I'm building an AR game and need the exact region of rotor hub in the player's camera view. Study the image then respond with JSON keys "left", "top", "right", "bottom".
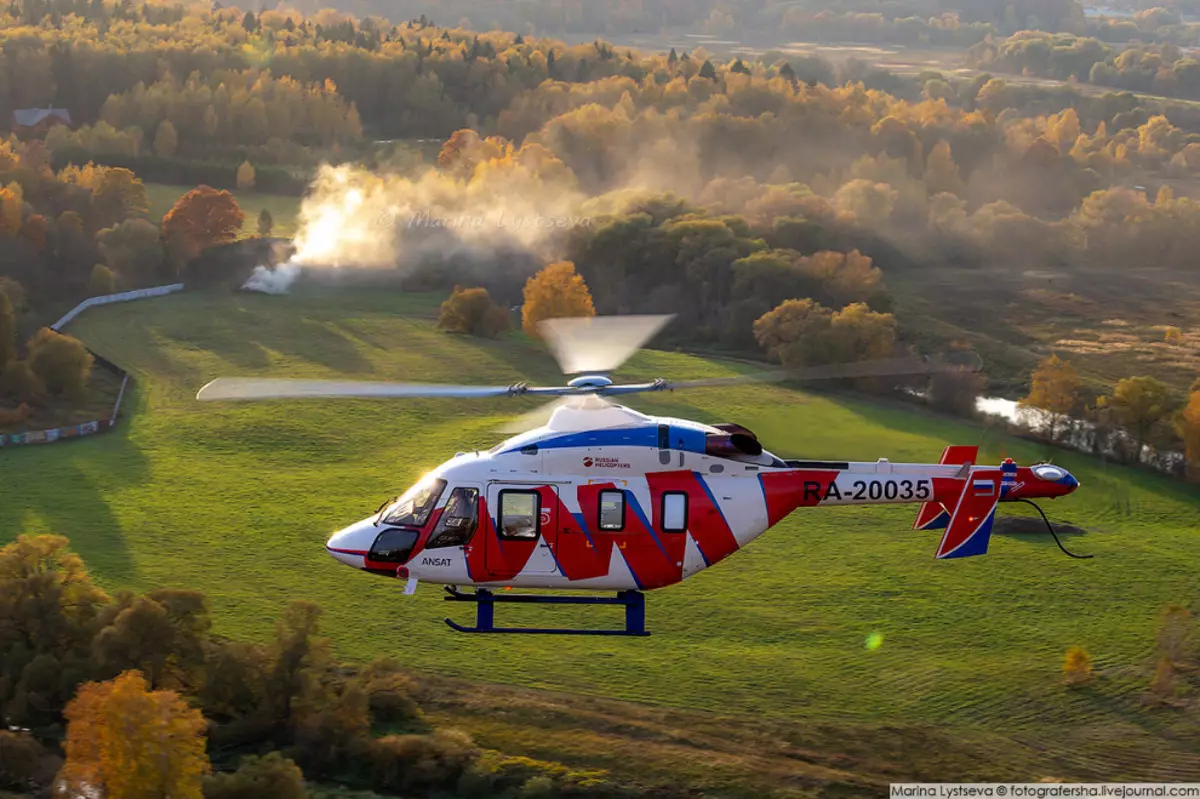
{"left": 567, "top": 374, "right": 614, "bottom": 391}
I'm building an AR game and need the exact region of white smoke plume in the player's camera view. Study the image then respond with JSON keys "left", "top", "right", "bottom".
{"left": 241, "top": 143, "right": 593, "bottom": 294}
{"left": 243, "top": 261, "right": 301, "bottom": 294}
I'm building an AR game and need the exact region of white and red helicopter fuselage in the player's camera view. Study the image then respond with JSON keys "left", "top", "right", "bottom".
{"left": 198, "top": 314, "right": 1082, "bottom": 635}
{"left": 324, "top": 401, "right": 1080, "bottom": 593}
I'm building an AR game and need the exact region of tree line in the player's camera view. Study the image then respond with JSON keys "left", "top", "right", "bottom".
{"left": 1022, "top": 353, "right": 1200, "bottom": 477}
{"left": 0, "top": 534, "right": 681, "bottom": 798}
{"left": 969, "top": 31, "right": 1200, "bottom": 101}
{"left": 274, "top": 0, "right": 1086, "bottom": 39}
{"left": 7, "top": 3, "right": 1200, "bottom": 416}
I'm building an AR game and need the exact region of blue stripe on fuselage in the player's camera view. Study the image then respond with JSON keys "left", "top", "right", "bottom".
{"left": 501, "top": 425, "right": 707, "bottom": 455}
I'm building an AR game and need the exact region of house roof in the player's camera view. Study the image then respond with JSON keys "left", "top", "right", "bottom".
{"left": 12, "top": 108, "right": 72, "bottom": 127}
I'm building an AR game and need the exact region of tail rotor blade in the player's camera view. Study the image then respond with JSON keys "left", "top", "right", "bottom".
{"left": 539, "top": 314, "right": 674, "bottom": 375}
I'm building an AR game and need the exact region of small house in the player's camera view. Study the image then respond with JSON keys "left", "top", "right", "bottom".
{"left": 12, "top": 108, "right": 72, "bottom": 136}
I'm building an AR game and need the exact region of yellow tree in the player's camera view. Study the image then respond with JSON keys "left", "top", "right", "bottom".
{"left": 21, "top": 214, "right": 47, "bottom": 252}
{"left": 1021, "top": 354, "right": 1081, "bottom": 440}
{"left": 832, "top": 179, "right": 897, "bottom": 227}
{"left": 162, "top": 185, "right": 244, "bottom": 260}
{"left": 236, "top": 160, "right": 256, "bottom": 191}
{"left": 154, "top": 119, "right": 178, "bottom": 157}
{"left": 521, "top": 261, "right": 595, "bottom": 338}
{"left": 0, "top": 291, "right": 14, "bottom": 371}
{"left": 1109, "top": 375, "right": 1175, "bottom": 458}
{"left": 923, "top": 140, "right": 964, "bottom": 196}
{"left": 0, "top": 184, "right": 22, "bottom": 237}
{"left": 1062, "top": 645, "right": 1093, "bottom": 686}
{"left": 94, "top": 168, "right": 150, "bottom": 226}
{"left": 1175, "top": 391, "right": 1200, "bottom": 480}
{"left": 752, "top": 298, "right": 834, "bottom": 366}
{"left": 58, "top": 670, "right": 210, "bottom": 799}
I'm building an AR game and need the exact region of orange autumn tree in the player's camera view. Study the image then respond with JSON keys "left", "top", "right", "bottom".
{"left": 161, "top": 185, "right": 244, "bottom": 261}
{"left": 521, "top": 261, "right": 595, "bottom": 339}
{"left": 57, "top": 670, "right": 210, "bottom": 799}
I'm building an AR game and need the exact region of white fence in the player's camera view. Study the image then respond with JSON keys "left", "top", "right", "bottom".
{"left": 51, "top": 283, "right": 185, "bottom": 331}
{"left": 3, "top": 284, "right": 185, "bottom": 448}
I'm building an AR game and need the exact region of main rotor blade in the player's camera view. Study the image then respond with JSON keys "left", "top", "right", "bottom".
{"left": 661, "top": 353, "right": 984, "bottom": 391}
{"left": 539, "top": 314, "right": 674, "bottom": 375}
{"left": 196, "top": 378, "right": 566, "bottom": 401}
{"left": 496, "top": 398, "right": 568, "bottom": 434}
{"left": 495, "top": 395, "right": 618, "bottom": 434}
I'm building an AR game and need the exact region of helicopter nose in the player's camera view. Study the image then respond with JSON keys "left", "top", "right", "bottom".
{"left": 1062, "top": 472, "right": 1080, "bottom": 492}
{"left": 325, "top": 517, "right": 378, "bottom": 569}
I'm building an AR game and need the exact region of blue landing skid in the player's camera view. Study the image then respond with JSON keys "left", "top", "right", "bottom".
{"left": 442, "top": 586, "right": 650, "bottom": 636}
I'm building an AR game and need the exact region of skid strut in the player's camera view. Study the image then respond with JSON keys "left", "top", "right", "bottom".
{"left": 443, "top": 586, "right": 650, "bottom": 636}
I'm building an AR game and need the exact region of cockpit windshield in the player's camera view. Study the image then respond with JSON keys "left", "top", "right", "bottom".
{"left": 382, "top": 478, "right": 446, "bottom": 527}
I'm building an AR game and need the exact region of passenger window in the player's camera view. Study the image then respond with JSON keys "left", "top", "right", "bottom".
{"left": 662, "top": 492, "right": 688, "bottom": 532}
{"left": 426, "top": 488, "right": 479, "bottom": 549}
{"left": 598, "top": 490, "right": 625, "bottom": 531}
{"left": 498, "top": 491, "right": 540, "bottom": 540}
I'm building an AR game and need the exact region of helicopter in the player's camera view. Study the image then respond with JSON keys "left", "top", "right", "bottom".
{"left": 197, "top": 315, "right": 1082, "bottom": 636}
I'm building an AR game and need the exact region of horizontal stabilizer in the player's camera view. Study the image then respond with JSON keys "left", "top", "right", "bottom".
{"left": 913, "top": 502, "right": 950, "bottom": 531}
{"left": 912, "top": 445, "right": 979, "bottom": 531}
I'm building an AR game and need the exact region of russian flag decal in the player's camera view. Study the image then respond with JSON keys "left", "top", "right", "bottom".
{"left": 973, "top": 480, "right": 995, "bottom": 496}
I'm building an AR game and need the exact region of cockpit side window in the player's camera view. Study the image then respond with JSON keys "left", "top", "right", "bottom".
{"left": 383, "top": 479, "right": 446, "bottom": 527}
{"left": 426, "top": 488, "right": 480, "bottom": 549}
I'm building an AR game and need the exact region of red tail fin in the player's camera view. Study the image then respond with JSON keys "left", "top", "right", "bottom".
{"left": 939, "top": 445, "right": 978, "bottom": 466}
{"left": 935, "top": 470, "right": 1000, "bottom": 559}
{"left": 912, "top": 445, "right": 979, "bottom": 531}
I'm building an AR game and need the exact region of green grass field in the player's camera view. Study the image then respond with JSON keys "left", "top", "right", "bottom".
{"left": 144, "top": 182, "right": 302, "bottom": 239}
{"left": 3, "top": 287, "right": 1199, "bottom": 782}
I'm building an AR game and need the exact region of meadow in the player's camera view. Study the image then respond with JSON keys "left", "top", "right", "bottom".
{"left": 2, "top": 286, "right": 1199, "bottom": 783}
{"left": 144, "top": 182, "right": 303, "bottom": 239}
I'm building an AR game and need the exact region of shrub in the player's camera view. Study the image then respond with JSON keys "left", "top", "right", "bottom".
{"left": 1155, "top": 604, "right": 1194, "bottom": 668}
{"left": 0, "top": 359, "right": 44, "bottom": 403}
{"left": 0, "top": 730, "right": 50, "bottom": 791}
{"left": 202, "top": 752, "right": 307, "bottom": 799}
{"left": 236, "top": 160, "right": 256, "bottom": 191}
{"left": 1149, "top": 656, "right": 1178, "bottom": 702}
{"left": 1063, "top": 645, "right": 1093, "bottom": 686}
{"left": 0, "top": 290, "right": 14, "bottom": 370}
{"left": 257, "top": 208, "right": 274, "bottom": 237}
{"left": 0, "top": 276, "right": 25, "bottom": 311}
{"left": 438, "top": 286, "right": 511, "bottom": 338}
{"left": 26, "top": 328, "right": 93, "bottom": 401}
{"left": 89, "top": 263, "right": 117, "bottom": 296}
{"left": 927, "top": 367, "right": 987, "bottom": 418}
{"left": 200, "top": 640, "right": 270, "bottom": 721}
{"left": 0, "top": 401, "right": 32, "bottom": 425}
{"left": 358, "top": 656, "right": 422, "bottom": 726}
{"left": 369, "top": 729, "right": 477, "bottom": 794}
{"left": 291, "top": 681, "right": 371, "bottom": 777}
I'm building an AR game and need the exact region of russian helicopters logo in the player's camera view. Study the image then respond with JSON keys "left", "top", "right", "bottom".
{"left": 583, "top": 456, "right": 630, "bottom": 469}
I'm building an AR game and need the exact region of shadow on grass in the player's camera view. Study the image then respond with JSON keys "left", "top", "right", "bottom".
{"left": 0, "top": 423, "right": 148, "bottom": 583}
